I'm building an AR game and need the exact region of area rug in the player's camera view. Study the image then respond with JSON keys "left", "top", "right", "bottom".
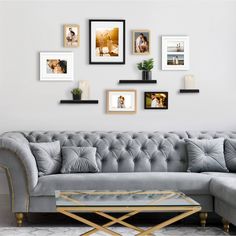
{"left": 0, "top": 226, "right": 230, "bottom": 236}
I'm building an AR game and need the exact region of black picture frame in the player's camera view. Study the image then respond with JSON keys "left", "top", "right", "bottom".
{"left": 89, "top": 19, "right": 126, "bottom": 64}
{"left": 144, "top": 92, "right": 169, "bottom": 110}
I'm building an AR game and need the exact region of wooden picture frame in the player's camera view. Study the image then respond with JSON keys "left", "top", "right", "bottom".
{"left": 64, "top": 24, "right": 80, "bottom": 48}
{"left": 132, "top": 30, "right": 150, "bottom": 55}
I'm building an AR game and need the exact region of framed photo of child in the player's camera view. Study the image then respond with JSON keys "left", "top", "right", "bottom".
{"left": 144, "top": 92, "right": 168, "bottom": 110}
{"left": 64, "top": 25, "right": 80, "bottom": 48}
{"left": 133, "top": 30, "right": 150, "bottom": 55}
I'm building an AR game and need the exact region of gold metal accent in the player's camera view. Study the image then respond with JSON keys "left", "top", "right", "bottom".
{"left": 199, "top": 212, "right": 208, "bottom": 227}
{"left": 222, "top": 218, "right": 230, "bottom": 233}
{"left": 15, "top": 213, "right": 24, "bottom": 227}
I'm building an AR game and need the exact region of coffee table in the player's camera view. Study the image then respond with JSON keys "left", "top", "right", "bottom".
{"left": 55, "top": 190, "right": 201, "bottom": 236}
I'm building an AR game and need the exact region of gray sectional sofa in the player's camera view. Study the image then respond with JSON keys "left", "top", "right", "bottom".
{"left": 0, "top": 131, "right": 235, "bottom": 231}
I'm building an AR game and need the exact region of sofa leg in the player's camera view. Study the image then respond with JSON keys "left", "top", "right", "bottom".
{"left": 15, "top": 213, "right": 24, "bottom": 227}
{"left": 199, "top": 212, "right": 208, "bottom": 227}
{"left": 222, "top": 218, "right": 230, "bottom": 233}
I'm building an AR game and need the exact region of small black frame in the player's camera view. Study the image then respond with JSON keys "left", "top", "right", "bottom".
{"left": 144, "top": 92, "right": 168, "bottom": 110}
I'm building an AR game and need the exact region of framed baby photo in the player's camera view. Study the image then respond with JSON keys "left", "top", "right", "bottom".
{"left": 89, "top": 19, "right": 126, "bottom": 64}
{"left": 40, "top": 52, "right": 73, "bottom": 81}
{"left": 64, "top": 24, "right": 80, "bottom": 47}
{"left": 107, "top": 90, "right": 137, "bottom": 114}
{"left": 133, "top": 30, "right": 150, "bottom": 55}
{"left": 162, "top": 36, "right": 189, "bottom": 70}
{"left": 144, "top": 92, "right": 168, "bottom": 110}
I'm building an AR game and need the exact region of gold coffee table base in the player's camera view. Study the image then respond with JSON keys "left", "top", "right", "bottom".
{"left": 57, "top": 206, "right": 201, "bottom": 236}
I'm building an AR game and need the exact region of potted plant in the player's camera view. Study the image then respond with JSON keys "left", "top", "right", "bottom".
{"left": 71, "top": 88, "right": 83, "bottom": 100}
{"left": 137, "top": 58, "right": 154, "bottom": 80}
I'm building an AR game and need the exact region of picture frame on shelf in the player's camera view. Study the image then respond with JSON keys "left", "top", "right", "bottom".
{"left": 144, "top": 92, "right": 168, "bottom": 110}
{"left": 64, "top": 24, "right": 80, "bottom": 48}
{"left": 89, "top": 19, "right": 126, "bottom": 64}
{"left": 162, "top": 36, "right": 189, "bottom": 70}
{"left": 106, "top": 90, "right": 136, "bottom": 114}
{"left": 40, "top": 52, "right": 73, "bottom": 81}
{"left": 132, "top": 30, "right": 150, "bottom": 55}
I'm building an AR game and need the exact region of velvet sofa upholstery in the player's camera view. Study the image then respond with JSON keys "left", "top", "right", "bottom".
{"left": 0, "top": 131, "right": 236, "bottom": 227}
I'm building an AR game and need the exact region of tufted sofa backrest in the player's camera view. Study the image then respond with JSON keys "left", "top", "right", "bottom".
{"left": 24, "top": 131, "right": 236, "bottom": 173}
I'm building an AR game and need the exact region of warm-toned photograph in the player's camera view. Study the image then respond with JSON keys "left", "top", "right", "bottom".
{"left": 133, "top": 30, "right": 150, "bottom": 54}
{"left": 47, "top": 59, "right": 67, "bottom": 74}
{"left": 167, "top": 54, "right": 184, "bottom": 65}
{"left": 167, "top": 41, "right": 184, "bottom": 52}
{"left": 144, "top": 92, "right": 168, "bottom": 109}
{"left": 64, "top": 25, "right": 80, "bottom": 47}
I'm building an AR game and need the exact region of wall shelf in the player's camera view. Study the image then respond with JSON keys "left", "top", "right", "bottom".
{"left": 179, "top": 89, "right": 200, "bottom": 93}
{"left": 60, "top": 100, "right": 99, "bottom": 104}
{"left": 119, "top": 80, "right": 157, "bottom": 84}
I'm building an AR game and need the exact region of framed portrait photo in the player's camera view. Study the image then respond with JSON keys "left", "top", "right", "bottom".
{"left": 162, "top": 36, "right": 189, "bottom": 70}
{"left": 64, "top": 24, "right": 80, "bottom": 47}
{"left": 107, "top": 90, "right": 136, "bottom": 114}
{"left": 89, "top": 19, "right": 125, "bottom": 64}
{"left": 144, "top": 92, "right": 168, "bottom": 110}
{"left": 40, "top": 52, "right": 73, "bottom": 81}
{"left": 133, "top": 30, "right": 150, "bottom": 55}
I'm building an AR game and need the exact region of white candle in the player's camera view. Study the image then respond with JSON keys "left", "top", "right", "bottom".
{"left": 79, "top": 80, "right": 90, "bottom": 99}
{"left": 184, "top": 75, "right": 195, "bottom": 89}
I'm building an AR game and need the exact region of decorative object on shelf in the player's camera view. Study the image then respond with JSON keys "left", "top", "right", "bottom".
{"left": 137, "top": 58, "right": 154, "bottom": 80}
{"left": 162, "top": 36, "right": 189, "bottom": 70}
{"left": 71, "top": 88, "right": 82, "bottom": 100}
{"left": 64, "top": 24, "right": 80, "bottom": 48}
{"left": 133, "top": 30, "right": 150, "bottom": 55}
{"left": 40, "top": 52, "right": 73, "bottom": 81}
{"left": 79, "top": 80, "right": 90, "bottom": 100}
{"left": 89, "top": 19, "right": 125, "bottom": 64}
{"left": 144, "top": 92, "right": 168, "bottom": 109}
{"left": 60, "top": 100, "right": 99, "bottom": 104}
{"left": 119, "top": 80, "right": 157, "bottom": 84}
{"left": 106, "top": 90, "right": 136, "bottom": 114}
{"left": 184, "top": 74, "right": 196, "bottom": 89}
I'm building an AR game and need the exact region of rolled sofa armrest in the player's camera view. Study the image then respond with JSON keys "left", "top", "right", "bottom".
{"left": 0, "top": 132, "right": 38, "bottom": 212}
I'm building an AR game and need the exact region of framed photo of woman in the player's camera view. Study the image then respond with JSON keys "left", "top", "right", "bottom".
{"left": 64, "top": 25, "right": 80, "bottom": 48}
{"left": 89, "top": 19, "right": 126, "bottom": 64}
{"left": 133, "top": 30, "right": 150, "bottom": 55}
{"left": 144, "top": 92, "right": 168, "bottom": 110}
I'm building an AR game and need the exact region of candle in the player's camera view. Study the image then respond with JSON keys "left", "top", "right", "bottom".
{"left": 184, "top": 75, "right": 195, "bottom": 89}
{"left": 79, "top": 80, "right": 90, "bottom": 99}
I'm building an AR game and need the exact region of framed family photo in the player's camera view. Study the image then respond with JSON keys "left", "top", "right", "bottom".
{"left": 40, "top": 52, "right": 73, "bottom": 81}
{"left": 89, "top": 19, "right": 125, "bottom": 64}
{"left": 64, "top": 24, "right": 80, "bottom": 47}
{"left": 133, "top": 30, "right": 150, "bottom": 55}
{"left": 162, "top": 36, "right": 189, "bottom": 70}
{"left": 144, "top": 92, "right": 168, "bottom": 110}
{"left": 107, "top": 90, "right": 136, "bottom": 114}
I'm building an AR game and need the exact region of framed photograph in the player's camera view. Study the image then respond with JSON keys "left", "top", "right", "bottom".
{"left": 107, "top": 90, "right": 136, "bottom": 114}
{"left": 89, "top": 19, "right": 125, "bottom": 64}
{"left": 40, "top": 52, "right": 73, "bottom": 81}
{"left": 64, "top": 24, "right": 80, "bottom": 47}
{"left": 133, "top": 30, "right": 150, "bottom": 55}
{"left": 162, "top": 36, "right": 189, "bottom": 70}
{"left": 144, "top": 92, "right": 168, "bottom": 110}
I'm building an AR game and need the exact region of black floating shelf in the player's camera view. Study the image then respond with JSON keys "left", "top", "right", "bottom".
{"left": 179, "top": 89, "right": 200, "bottom": 93}
{"left": 119, "top": 80, "right": 157, "bottom": 84}
{"left": 60, "top": 100, "right": 99, "bottom": 104}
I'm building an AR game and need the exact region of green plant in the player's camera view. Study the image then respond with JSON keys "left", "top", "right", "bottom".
{"left": 137, "top": 58, "right": 154, "bottom": 71}
{"left": 71, "top": 88, "right": 82, "bottom": 95}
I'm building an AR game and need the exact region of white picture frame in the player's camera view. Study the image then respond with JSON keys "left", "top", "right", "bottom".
{"left": 162, "top": 36, "right": 189, "bottom": 71}
{"left": 40, "top": 52, "right": 74, "bottom": 81}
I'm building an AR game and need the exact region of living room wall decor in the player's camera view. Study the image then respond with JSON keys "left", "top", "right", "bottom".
{"left": 132, "top": 30, "right": 150, "bottom": 55}
{"left": 40, "top": 52, "right": 74, "bottom": 81}
{"left": 89, "top": 19, "right": 125, "bottom": 64}
{"left": 64, "top": 24, "right": 80, "bottom": 48}
{"left": 162, "top": 36, "right": 189, "bottom": 70}
{"left": 144, "top": 92, "right": 168, "bottom": 109}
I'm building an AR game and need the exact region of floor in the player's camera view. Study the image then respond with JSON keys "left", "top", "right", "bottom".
{"left": 0, "top": 195, "right": 236, "bottom": 236}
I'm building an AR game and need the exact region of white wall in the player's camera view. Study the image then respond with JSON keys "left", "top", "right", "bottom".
{"left": 0, "top": 0, "right": 236, "bottom": 193}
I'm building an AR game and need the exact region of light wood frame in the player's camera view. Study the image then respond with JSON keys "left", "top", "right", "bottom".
{"left": 132, "top": 30, "right": 150, "bottom": 55}
{"left": 64, "top": 24, "right": 80, "bottom": 48}
{"left": 106, "top": 90, "right": 137, "bottom": 114}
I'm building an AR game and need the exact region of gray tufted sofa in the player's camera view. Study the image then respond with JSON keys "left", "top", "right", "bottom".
{"left": 0, "top": 131, "right": 236, "bottom": 230}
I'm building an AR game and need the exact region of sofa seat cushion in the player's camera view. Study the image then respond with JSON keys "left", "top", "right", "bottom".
{"left": 31, "top": 172, "right": 212, "bottom": 197}
{"left": 210, "top": 177, "right": 236, "bottom": 207}
{"left": 202, "top": 172, "right": 236, "bottom": 178}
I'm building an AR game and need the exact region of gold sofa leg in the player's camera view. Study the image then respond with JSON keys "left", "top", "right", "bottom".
{"left": 199, "top": 212, "right": 208, "bottom": 227}
{"left": 15, "top": 213, "right": 24, "bottom": 227}
{"left": 222, "top": 218, "right": 230, "bottom": 233}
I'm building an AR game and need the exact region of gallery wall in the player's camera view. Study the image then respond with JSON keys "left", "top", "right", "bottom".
{"left": 0, "top": 0, "right": 236, "bottom": 193}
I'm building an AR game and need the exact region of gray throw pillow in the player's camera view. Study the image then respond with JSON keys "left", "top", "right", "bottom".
{"left": 224, "top": 139, "right": 236, "bottom": 172}
{"left": 61, "top": 147, "right": 99, "bottom": 173}
{"left": 30, "top": 141, "right": 61, "bottom": 177}
{"left": 185, "top": 138, "right": 228, "bottom": 173}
